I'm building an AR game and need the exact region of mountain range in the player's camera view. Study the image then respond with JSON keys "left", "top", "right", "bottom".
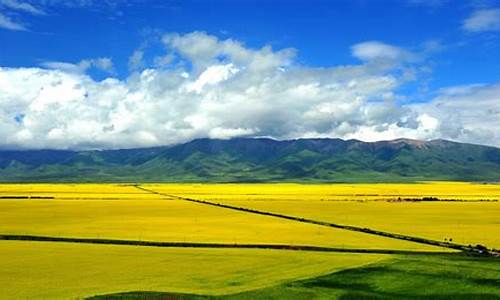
{"left": 1, "top": 138, "right": 499, "bottom": 182}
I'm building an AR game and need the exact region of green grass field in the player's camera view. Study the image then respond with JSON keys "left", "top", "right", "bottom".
{"left": 1, "top": 241, "right": 386, "bottom": 299}
{"left": 90, "top": 254, "right": 500, "bottom": 300}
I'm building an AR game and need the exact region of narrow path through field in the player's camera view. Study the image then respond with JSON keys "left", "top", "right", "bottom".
{"left": 0, "top": 234, "right": 453, "bottom": 255}
{"left": 133, "top": 185, "right": 495, "bottom": 257}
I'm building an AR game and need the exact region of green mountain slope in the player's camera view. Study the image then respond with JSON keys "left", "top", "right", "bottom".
{"left": 0, "top": 138, "right": 499, "bottom": 182}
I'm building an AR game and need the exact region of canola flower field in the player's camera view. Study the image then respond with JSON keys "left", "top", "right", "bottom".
{"left": 147, "top": 182, "right": 500, "bottom": 248}
{"left": 0, "top": 197, "right": 443, "bottom": 250}
{"left": 145, "top": 181, "right": 500, "bottom": 201}
{"left": 0, "top": 182, "right": 499, "bottom": 299}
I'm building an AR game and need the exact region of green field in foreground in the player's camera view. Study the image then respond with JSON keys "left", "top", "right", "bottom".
{"left": 0, "top": 241, "right": 386, "bottom": 299}
{"left": 91, "top": 254, "right": 500, "bottom": 300}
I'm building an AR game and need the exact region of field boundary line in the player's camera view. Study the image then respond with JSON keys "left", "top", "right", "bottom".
{"left": 0, "top": 234, "right": 455, "bottom": 255}
{"left": 133, "top": 185, "right": 498, "bottom": 257}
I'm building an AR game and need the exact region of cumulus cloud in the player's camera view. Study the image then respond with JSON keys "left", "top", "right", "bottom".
{"left": 128, "top": 50, "right": 144, "bottom": 71}
{"left": 162, "top": 31, "right": 296, "bottom": 72}
{"left": 410, "top": 84, "right": 500, "bottom": 145}
{"left": 185, "top": 63, "right": 239, "bottom": 93}
{"left": 91, "top": 57, "right": 114, "bottom": 73}
{"left": 0, "top": 31, "right": 498, "bottom": 150}
{"left": 463, "top": 8, "right": 500, "bottom": 32}
{"left": 40, "top": 57, "right": 114, "bottom": 74}
{"left": 153, "top": 54, "right": 175, "bottom": 68}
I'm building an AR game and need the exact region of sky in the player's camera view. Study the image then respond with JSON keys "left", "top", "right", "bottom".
{"left": 0, "top": 0, "right": 499, "bottom": 150}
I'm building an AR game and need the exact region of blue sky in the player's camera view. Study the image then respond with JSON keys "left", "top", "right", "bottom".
{"left": 0, "top": 0, "right": 499, "bottom": 149}
{"left": 1, "top": 0, "right": 499, "bottom": 86}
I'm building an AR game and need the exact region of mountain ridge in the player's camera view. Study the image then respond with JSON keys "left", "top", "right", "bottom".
{"left": 1, "top": 138, "right": 499, "bottom": 183}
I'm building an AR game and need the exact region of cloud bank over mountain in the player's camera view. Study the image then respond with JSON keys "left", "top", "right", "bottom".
{"left": 0, "top": 31, "right": 498, "bottom": 149}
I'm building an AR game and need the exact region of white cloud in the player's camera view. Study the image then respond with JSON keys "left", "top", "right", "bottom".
{"left": 186, "top": 63, "right": 239, "bottom": 93}
{"left": 41, "top": 57, "right": 114, "bottom": 74}
{"left": 0, "top": 0, "right": 45, "bottom": 15}
{"left": 0, "top": 0, "right": 46, "bottom": 31}
{"left": 153, "top": 54, "right": 174, "bottom": 67}
{"left": 209, "top": 127, "right": 255, "bottom": 139}
{"left": 0, "top": 12, "right": 26, "bottom": 30}
{"left": 128, "top": 50, "right": 144, "bottom": 71}
{"left": 0, "top": 32, "right": 499, "bottom": 150}
{"left": 92, "top": 57, "right": 114, "bottom": 73}
{"left": 463, "top": 8, "right": 500, "bottom": 32}
{"left": 40, "top": 61, "right": 84, "bottom": 73}
{"left": 162, "top": 31, "right": 296, "bottom": 72}
{"left": 351, "top": 41, "right": 414, "bottom": 62}
{"left": 410, "top": 83, "right": 500, "bottom": 146}
{"left": 0, "top": 0, "right": 128, "bottom": 32}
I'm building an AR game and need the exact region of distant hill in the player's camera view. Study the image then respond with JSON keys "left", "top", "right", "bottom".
{"left": 1, "top": 138, "right": 499, "bottom": 182}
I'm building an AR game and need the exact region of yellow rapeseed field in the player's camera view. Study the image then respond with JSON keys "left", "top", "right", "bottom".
{"left": 0, "top": 182, "right": 496, "bottom": 299}
{"left": 0, "top": 240, "right": 387, "bottom": 299}
{"left": 0, "top": 183, "right": 165, "bottom": 200}
{"left": 2, "top": 182, "right": 498, "bottom": 250}
{"left": 0, "top": 197, "right": 443, "bottom": 251}
{"left": 200, "top": 200, "right": 500, "bottom": 248}
{"left": 146, "top": 182, "right": 500, "bottom": 248}
{"left": 145, "top": 181, "right": 500, "bottom": 201}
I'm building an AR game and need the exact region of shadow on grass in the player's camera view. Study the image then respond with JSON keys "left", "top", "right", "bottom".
{"left": 88, "top": 291, "right": 211, "bottom": 300}
{"left": 89, "top": 254, "right": 500, "bottom": 300}
{"left": 338, "top": 293, "right": 500, "bottom": 300}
